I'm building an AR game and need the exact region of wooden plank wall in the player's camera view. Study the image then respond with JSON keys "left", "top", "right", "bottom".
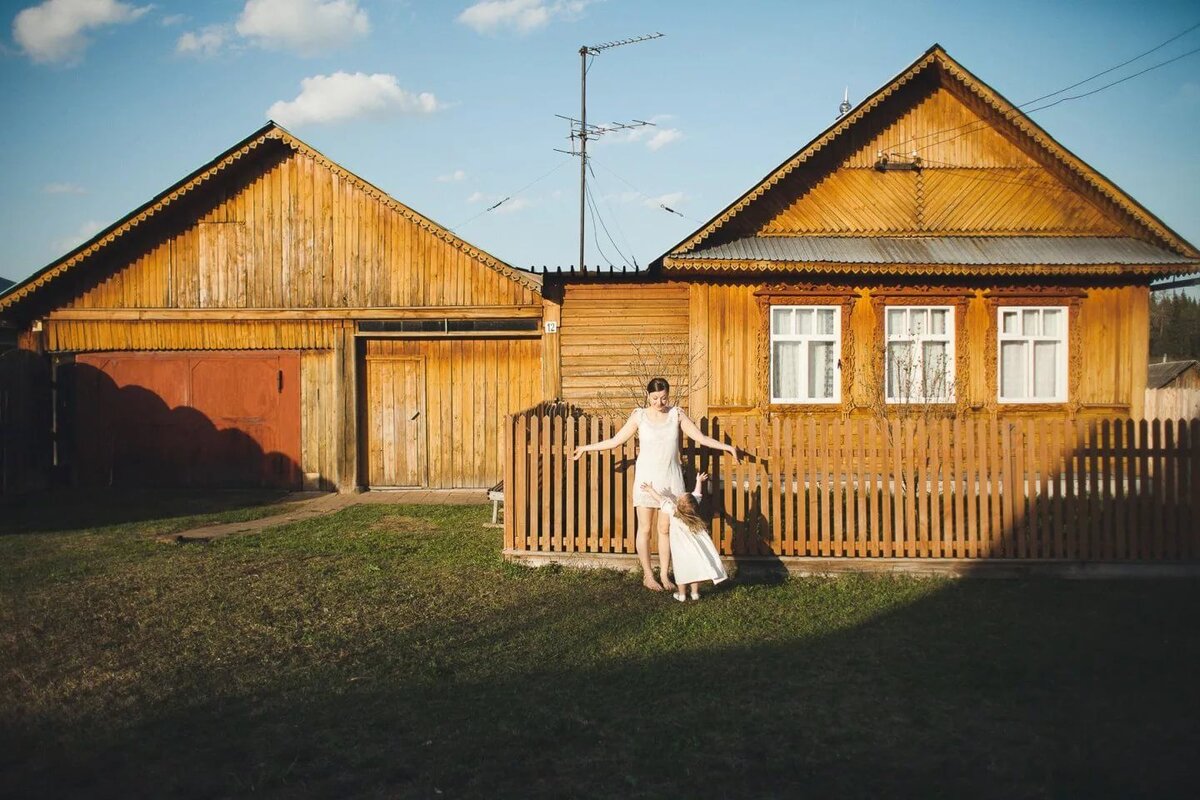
{"left": 507, "top": 412, "right": 1200, "bottom": 561}
{"left": 559, "top": 283, "right": 691, "bottom": 412}
{"left": 760, "top": 87, "right": 1128, "bottom": 237}
{"left": 365, "top": 338, "right": 541, "bottom": 488}
{"left": 686, "top": 282, "right": 1146, "bottom": 416}
{"left": 300, "top": 350, "right": 337, "bottom": 490}
{"left": 46, "top": 319, "right": 339, "bottom": 351}
{"left": 62, "top": 148, "right": 539, "bottom": 312}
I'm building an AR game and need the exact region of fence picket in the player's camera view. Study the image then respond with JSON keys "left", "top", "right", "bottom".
{"left": 502, "top": 412, "right": 1194, "bottom": 565}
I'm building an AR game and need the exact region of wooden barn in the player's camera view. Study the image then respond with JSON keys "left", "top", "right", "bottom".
{"left": 0, "top": 123, "right": 549, "bottom": 492}
{"left": 542, "top": 45, "right": 1200, "bottom": 417}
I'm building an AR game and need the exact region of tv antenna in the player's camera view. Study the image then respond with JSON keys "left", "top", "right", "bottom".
{"left": 555, "top": 32, "right": 664, "bottom": 272}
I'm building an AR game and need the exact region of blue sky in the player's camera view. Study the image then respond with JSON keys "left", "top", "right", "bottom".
{"left": 1, "top": 0, "right": 1198, "bottom": 284}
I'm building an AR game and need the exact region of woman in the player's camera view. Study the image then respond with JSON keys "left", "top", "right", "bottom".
{"left": 572, "top": 378, "right": 740, "bottom": 591}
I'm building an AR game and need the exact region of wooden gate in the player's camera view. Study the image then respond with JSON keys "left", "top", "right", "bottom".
{"left": 365, "top": 355, "right": 427, "bottom": 487}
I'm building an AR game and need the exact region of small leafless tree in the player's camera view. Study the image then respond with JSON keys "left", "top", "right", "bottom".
{"left": 591, "top": 333, "right": 707, "bottom": 418}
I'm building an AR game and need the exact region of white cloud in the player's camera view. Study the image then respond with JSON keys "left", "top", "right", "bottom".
{"left": 457, "top": 0, "right": 589, "bottom": 34}
{"left": 466, "top": 191, "right": 486, "bottom": 204}
{"left": 14, "top": 0, "right": 152, "bottom": 64}
{"left": 493, "top": 196, "right": 530, "bottom": 214}
{"left": 160, "top": 13, "right": 185, "bottom": 26}
{"left": 267, "top": 72, "right": 443, "bottom": 127}
{"left": 42, "top": 182, "right": 86, "bottom": 194}
{"left": 596, "top": 116, "right": 683, "bottom": 151}
{"left": 236, "top": 0, "right": 369, "bottom": 55}
{"left": 646, "top": 128, "right": 682, "bottom": 150}
{"left": 436, "top": 169, "right": 467, "bottom": 183}
{"left": 176, "top": 25, "right": 229, "bottom": 57}
{"left": 643, "top": 191, "right": 685, "bottom": 210}
{"left": 52, "top": 219, "right": 103, "bottom": 253}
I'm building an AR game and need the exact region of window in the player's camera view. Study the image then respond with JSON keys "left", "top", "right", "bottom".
{"left": 885, "top": 306, "right": 955, "bottom": 403}
{"left": 770, "top": 306, "right": 840, "bottom": 403}
{"left": 997, "top": 307, "right": 1067, "bottom": 403}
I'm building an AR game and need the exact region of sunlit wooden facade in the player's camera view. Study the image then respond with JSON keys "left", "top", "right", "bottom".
{"left": 542, "top": 46, "right": 1200, "bottom": 421}
{"left": 0, "top": 124, "right": 547, "bottom": 491}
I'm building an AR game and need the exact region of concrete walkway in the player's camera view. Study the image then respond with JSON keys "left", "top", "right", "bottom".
{"left": 163, "top": 488, "right": 489, "bottom": 543}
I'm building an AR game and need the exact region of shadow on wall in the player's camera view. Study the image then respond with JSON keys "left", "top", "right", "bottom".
{"left": 65, "top": 362, "right": 302, "bottom": 491}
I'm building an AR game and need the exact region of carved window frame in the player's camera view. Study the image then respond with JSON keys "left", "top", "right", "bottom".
{"left": 983, "top": 289, "right": 1085, "bottom": 415}
{"left": 753, "top": 285, "right": 857, "bottom": 413}
{"left": 868, "top": 289, "right": 972, "bottom": 413}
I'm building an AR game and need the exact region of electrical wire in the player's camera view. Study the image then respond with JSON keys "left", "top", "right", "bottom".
{"left": 590, "top": 157, "right": 703, "bottom": 223}
{"left": 587, "top": 161, "right": 640, "bottom": 267}
{"left": 448, "top": 158, "right": 571, "bottom": 232}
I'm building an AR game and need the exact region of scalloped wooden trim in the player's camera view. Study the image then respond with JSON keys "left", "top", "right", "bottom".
{"left": 0, "top": 126, "right": 540, "bottom": 313}
{"left": 672, "top": 48, "right": 1200, "bottom": 260}
{"left": 662, "top": 257, "right": 1195, "bottom": 277}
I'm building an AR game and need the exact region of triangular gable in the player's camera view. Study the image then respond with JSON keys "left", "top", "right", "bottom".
{"left": 0, "top": 122, "right": 539, "bottom": 313}
{"left": 664, "top": 44, "right": 1200, "bottom": 261}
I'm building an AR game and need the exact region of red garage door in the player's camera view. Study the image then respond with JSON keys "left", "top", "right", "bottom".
{"left": 72, "top": 352, "right": 301, "bottom": 488}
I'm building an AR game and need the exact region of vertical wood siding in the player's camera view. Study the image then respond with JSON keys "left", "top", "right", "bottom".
{"left": 64, "top": 149, "right": 539, "bottom": 311}
{"left": 364, "top": 338, "right": 541, "bottom": 488}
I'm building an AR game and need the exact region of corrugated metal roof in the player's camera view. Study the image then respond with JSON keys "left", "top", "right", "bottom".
{"left": 671, "top": 237, "right": 1197, "bottom": 266}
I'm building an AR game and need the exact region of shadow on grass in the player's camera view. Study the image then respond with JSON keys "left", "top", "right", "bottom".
{"left": 2, "top": 555, "right": 1196, "bottom": 799}
{"left": 0, "top": 487, "right": 296, "bottom": 536}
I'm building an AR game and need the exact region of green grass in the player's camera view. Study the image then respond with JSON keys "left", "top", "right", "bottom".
{"left": 1, "top": 495, "right": 1197, "bottom": 798}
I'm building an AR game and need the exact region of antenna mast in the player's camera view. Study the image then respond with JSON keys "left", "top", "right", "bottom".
{"left": 558, "top": 32, "right": 664, "bottom": 272}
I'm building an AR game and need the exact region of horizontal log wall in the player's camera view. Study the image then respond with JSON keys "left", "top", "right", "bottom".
{"left": 505, "top": 413, "right": 1200, "bottom": 561}
{"left": 559, "top": 283, "right": 690, "bottom": 413}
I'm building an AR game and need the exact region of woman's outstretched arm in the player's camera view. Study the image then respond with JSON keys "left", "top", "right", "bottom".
{"left": 572, "top": 410, "right": 639, "bottom": 461}
{"left": 679, "top": 411, "right": 741, "bottom": 463}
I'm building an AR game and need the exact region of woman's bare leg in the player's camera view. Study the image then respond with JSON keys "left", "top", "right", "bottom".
{"left": 657, "top": 511, "right": 675, "bottom": 591}
{"left": 636, "top": 507, "right": 662, "bottom": 590}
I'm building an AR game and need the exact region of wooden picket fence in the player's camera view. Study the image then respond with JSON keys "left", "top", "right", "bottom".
{"left": 503, "top": 413, "right": 1200, "bottom": 561}
{"left": 0, "top": 349, "right": 52, "bottom": 495}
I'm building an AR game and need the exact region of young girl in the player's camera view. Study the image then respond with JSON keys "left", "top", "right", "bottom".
{"left": 639, "top": 473, "right": 727, "bottom": 601}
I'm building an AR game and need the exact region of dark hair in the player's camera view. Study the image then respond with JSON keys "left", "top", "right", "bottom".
{"left": 646, "top": 377, "right": 670, "bottom": 394}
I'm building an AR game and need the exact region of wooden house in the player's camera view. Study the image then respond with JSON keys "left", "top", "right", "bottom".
{"left": 0, "top": 123, "right": 551, "bottom": 491}
{"left": 542, "top": 45, "right": 1200, "bottom": 419}
{"left": 1148, "top": 359, "right": 1200, "bottom": 391}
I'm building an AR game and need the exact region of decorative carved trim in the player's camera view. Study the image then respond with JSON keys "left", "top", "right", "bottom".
{"left": 661, "top": 257, "right": 1193, "bottom": 278}
{"left": 980, "top": 292, "right": 1085, "bottom": 417}
{"left": 867, "top": 288, "right": 973, "bottom": 413}
{"left": 671, "top": 47, "right": 1198, "bottom": 259}
{"left": 755, "top": 291, "right": 857, "bottom": 413}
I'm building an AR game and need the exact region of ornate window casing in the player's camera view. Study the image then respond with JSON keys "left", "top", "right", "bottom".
{"left": 768, "top": 305, "right": 842, "bottom": 404}
{"left": 884, "top": 306, "right": 956, "bottom": 403}
{"left": 983, "top": 289, "right": 1085, "bottom": 414}
{"left": 869, "top": 289, "right": 972, "bottom": 411}
{"left": 996, "top": 306, "right": 1068, "bottom": 403}
{"left": 754, "top": 285, "right": 857, "bottom": 412}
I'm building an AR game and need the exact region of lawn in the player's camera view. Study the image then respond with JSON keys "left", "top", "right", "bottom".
{"left": 1, "top": 493, "right": 1197, "bottom": 799}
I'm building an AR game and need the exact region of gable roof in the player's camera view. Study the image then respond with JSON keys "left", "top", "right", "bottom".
{"left": 0, "top": 276, "right": 13, "bottom": 293}
{"left": 0, "top": 122, "right": 539, "bottom": 314}
{"left": 1148, "top": 359, "right": 1200, "bottom": 389}
{"left": 660, "top": 44, "right": 1200, "bottom": 275}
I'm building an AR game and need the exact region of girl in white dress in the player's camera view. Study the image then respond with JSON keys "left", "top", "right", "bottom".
{"left": 640, "top": 473, "right": 727, "bottom": 601}
{"left": 573, "top": 378, "right": 740, "bottom": 592}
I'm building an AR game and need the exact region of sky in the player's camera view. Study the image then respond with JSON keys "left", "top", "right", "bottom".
{"left": 1, "top": 0, "right": 1199, "bottom": 286}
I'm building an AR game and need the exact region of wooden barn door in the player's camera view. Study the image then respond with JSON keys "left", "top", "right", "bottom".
{"left": 365, "top": 355, "right": 427, "bottom": 487}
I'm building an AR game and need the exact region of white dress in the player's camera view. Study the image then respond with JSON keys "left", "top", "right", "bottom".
{"left": 661, "top": 497, "right": 728, "bottom": 585}
{"left": 631, "top": 406, "right": 685, "bottom": 508}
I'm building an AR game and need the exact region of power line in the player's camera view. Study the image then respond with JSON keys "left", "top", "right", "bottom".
{"left": 589, "top": 157, "right": 703, "bottom": 223}
{"left": 585, "top": 180, "right": 634, "bottom": 267}
{"left": 587, "top": 161, "right": 640, "bottom": 267}
{"left": 448, "top": 158, "right": 570, "bottom": 232}
{"left": 896, "top": 20, "right": 1200, "bottom": 155}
